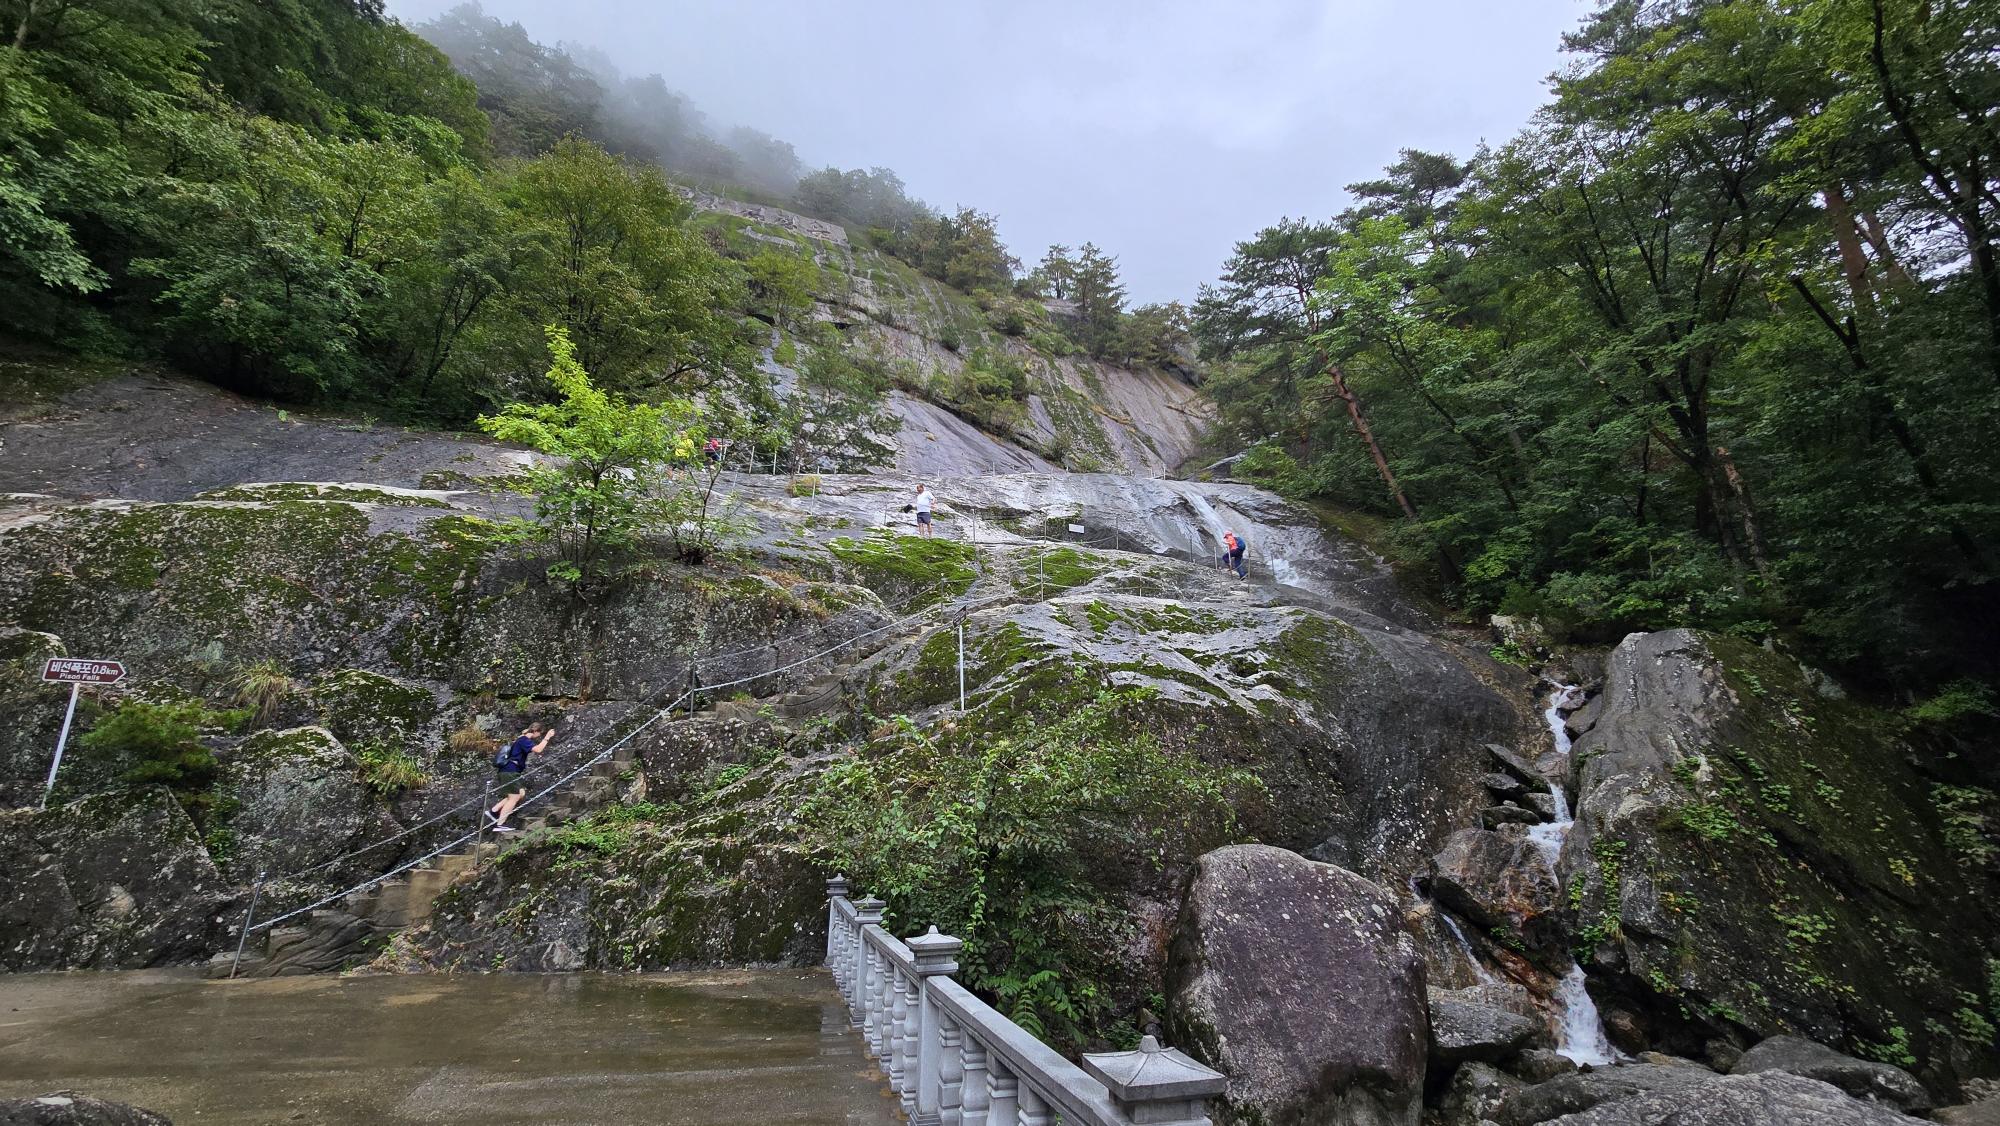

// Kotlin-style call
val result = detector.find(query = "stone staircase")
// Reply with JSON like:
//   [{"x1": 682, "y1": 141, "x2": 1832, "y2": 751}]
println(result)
[{"x1": 214, "y1": 745, "x2": 634, "y2": 978}]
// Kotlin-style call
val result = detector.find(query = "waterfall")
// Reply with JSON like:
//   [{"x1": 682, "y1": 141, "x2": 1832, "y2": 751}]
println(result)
[
  {"x1": 1533, "y1": 685, "x2": 1618, "y2": 1066},
  {"x1": 1408, "y1": 877, "x2": 1498, "y2": 986}
]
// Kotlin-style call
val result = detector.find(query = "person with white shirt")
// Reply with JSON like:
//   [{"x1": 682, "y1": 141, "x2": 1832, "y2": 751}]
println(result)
[{"x1": 912, "y1": 483, "x2": 935, "y2": 538}]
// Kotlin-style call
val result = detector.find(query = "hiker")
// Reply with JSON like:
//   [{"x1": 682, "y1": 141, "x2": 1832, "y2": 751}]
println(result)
[
  {"x1": 1221, "y1": 530, "x2": 1248, "y2": 579},
  {"x1": 703, "y1": 436, "x2": 722, "y2": 467},
  {"x1": 912, "y1": 483, "x2": 934, "y2": 538},
  {"x1": 488, "y1": 722, "x2": 555, "y2": 832}
]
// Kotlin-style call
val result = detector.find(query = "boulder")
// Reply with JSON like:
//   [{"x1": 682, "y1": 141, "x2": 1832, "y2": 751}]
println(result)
[
  {"x1": 0, "y1": 789, "x2": 232, "y2": 970},
  {"x1": 1731, "y1": 1035, "x2": 1930, "y2": 1113},
  {"x1": 1487, "y1": 744, "x2": 1554, "y2": 793},
  {"x1": 1429, "y1": 986, "x2": 1545, "y2": 1068},
  {"x1": 217, "y1": 727, "x2": 381, "y2": 886},
  {"x1": 1482, "y1": 804, "x2": 1545, "y2": 829},
  {"x1": 1562, "y1": 629, "x2": 2000, "y2": 1086},
  {"x1": 1494, "y1": 1063, "x2": 1715, "y2": 1125},
  {"x1": 1539, "y1": 1070, "x2": 1920, "y2": 1125},
  {"x1": 1936, "y1": 1101, "x2": 2000, "y2": 1125},
  {"x1": 1167, "y1": 844, "x2": 1428, "y2": 1126},
  {"x1": 0, "y1": 1092, "x2": 171, "y2": 1125},
  {"x1": 1428, "y1": 829, "x2": 1568, "y2": 971},
  {"x1": 1438, "y1": 1062, "x2": 1524, "y2": 1126},
  {"x1": 1512, "y1": 1049, "x2": 1580, "y2": 1084}
]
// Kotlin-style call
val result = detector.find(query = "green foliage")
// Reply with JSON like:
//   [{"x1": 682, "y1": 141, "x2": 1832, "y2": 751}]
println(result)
[
  {"x1": 80, "y1": 698, "x2": 222, "y2": 805},
  {"x1": 1933, "y1": 785, "x2": 1999, "y2": 867},
  {"x1": 1860, "y1": 1025, "x2": 1919, "y2": 1069},
  {"x1": 355, "y1": 742, "x2": 428, "y2": 796},
  {"x1": 227, "y1": 659, "x2": 298, "y2": 723},
  {"x1": 802, "y1": 688, "x2": 1253, "y2": 1047},
  {"x1": 1195, "y1": 1, "x2": 2000, "y2": 691},
  {"x1": 478, "y1": 326, "x2": 725, "y2": 585}
]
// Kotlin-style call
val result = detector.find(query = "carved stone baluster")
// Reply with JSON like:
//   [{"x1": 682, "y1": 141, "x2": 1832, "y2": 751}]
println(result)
[
  {"x1": 959, "y1": 1034, "x2": 991, "y2": 1126},
  {"x1": 888, "y1": 964, "x2": 910, "y2": 1097},
  {"x1": 938, "y1": 1013, "x2": 964, "y2": 1126},
  {"x1": 899, "y1": 965, "x2": 922, "y2": 1116},
  {"x1": 986, "y1": 1056, "x2": 1019, "y2": 1126},
  {"x1": 1017, "y1": 1087, "x2": 1052, "y2": 1126}
]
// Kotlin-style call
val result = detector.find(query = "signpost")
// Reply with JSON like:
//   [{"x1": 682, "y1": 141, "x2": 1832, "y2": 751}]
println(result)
[{"x1": 40, "y1": 658, "x2": 125, "y2": 809}]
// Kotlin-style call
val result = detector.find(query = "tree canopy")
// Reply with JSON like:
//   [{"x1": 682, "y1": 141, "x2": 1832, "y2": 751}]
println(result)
[{"x1": 1197, "y1": 0, "x2": 2000, "y2": 691}]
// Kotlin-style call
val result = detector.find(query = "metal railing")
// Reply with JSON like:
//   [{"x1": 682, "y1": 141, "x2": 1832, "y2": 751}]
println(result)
[{"x1": 826, "y1": 877, "x2": 1226, "y2": 1126}]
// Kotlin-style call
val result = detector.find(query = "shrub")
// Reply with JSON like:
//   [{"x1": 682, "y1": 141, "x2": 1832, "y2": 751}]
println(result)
[
  {"x1": 226, "y1": 659, "x2": 297, "y2": 723},
  {"x1": 81, "y1": 698, "x2": 223, "y2": 802},
  {"x1": 355, "y1": 742, "x2": 428, "y2": 796}
]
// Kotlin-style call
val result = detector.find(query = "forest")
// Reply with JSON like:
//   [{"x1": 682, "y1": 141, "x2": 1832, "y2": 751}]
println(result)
[
  {"x1": 1196, "y1": 0, "x2": 2000, "y2": 698},
  {"x1": 0, "y1": 0, "x2": 1189, "y2": 428}
]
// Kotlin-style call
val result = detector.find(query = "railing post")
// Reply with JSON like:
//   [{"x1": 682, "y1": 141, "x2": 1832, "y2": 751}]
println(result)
[
  {"x1": 851, "y1": 896, "x2": 883, "y2": 1029},
  {"x1": 825, "y1": 875, "x2": 851, "y2": 997},
  {"x1": 228, "y1": 871, "x2": 266, "y2": 980},
  {"x1": 1081, "y1": 1035, "x2": 1229, "y2": 1126},
  {"x1": 863, "y1": 941, "x2": 884, "y2": 1049},
  {"x1": 1018, "y1": 1088, "x2": 1052, "y2": 1126},
  {"x1": 908, "y1": 926, "x2": 962, "y2": 1125}
]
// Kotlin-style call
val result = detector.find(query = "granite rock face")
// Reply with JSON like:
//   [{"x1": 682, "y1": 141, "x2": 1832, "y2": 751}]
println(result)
[
  {"x1": 0, "y1": 789, "x2": 232, "y2": 970},
  {"x1": 1168, "y1": 844, "x2": 1428, "y2": 1126},
  {"x1": 1563, "y1": 629, "x2": 1998, "y2": 1087}
]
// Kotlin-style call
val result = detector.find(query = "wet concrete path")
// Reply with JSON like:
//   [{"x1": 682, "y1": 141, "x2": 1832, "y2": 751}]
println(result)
[{"x1": 0, "y1": 968, "x2": 896, "y2": 1124}]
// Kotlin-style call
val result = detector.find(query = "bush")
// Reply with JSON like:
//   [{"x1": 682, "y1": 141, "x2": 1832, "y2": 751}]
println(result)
[
  {"x1": 226, "y1": 659, "x2": 297, "y2": 723},
  {"x1": 356, "y1": 742, "x2": 429, "y2": 796},
  {"x1": 80, "y1": 699, "x2": 224, "y2": 803}
]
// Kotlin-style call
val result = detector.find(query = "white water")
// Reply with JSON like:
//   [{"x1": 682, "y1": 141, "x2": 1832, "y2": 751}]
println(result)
[
  {"x1": 1534, "y1": 685, "x2": 1619, "y2": 1066},
  {"x1": 1409, "y1": 877, "x2": 1499, "y2": 986}
]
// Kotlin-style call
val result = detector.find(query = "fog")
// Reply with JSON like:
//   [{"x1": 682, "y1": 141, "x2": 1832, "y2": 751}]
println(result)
[{"x1": 384, "y1": 0, "x2": 1584, "y2": 303}]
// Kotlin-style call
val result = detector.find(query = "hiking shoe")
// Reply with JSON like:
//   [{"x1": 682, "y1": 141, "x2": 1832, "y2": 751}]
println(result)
[{"x1": 493, "y1": 824, "x2": 517, "y2": 833}]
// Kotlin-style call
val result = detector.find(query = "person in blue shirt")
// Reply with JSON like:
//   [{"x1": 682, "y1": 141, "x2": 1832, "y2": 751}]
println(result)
[{"x1": 487, "y1": 722, "x2": 554, "y2": 832}]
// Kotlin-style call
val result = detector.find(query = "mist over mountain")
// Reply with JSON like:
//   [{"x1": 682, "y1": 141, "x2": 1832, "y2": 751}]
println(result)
[{"x1": 385, "y1": 0, "x2": 1580, "y2": 302}]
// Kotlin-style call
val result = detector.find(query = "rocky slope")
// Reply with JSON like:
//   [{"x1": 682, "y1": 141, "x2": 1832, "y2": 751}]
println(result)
[{"x1": 4, "y1": 367, "x2": 1999, "y2": 1124}]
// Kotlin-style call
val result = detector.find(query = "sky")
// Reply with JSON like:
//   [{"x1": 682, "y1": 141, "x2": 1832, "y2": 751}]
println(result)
[{"x1": 384, "y1": 0, "x2": 1586, "y2": 304}]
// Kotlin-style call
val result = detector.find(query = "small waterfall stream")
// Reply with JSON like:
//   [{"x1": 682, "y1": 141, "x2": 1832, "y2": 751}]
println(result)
[{"x1": 1532, "y1": 685, "x2": 1618, "y2": 1065}]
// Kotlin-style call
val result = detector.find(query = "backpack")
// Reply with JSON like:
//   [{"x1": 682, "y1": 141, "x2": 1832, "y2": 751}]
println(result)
[{"x1": 492, "y1": 742, "x2": 517, "y2": 770}]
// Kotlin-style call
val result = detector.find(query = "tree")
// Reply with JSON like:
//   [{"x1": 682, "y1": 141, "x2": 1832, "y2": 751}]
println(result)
[
  {"x1": 1031, "y1": 244, "x2": 1076, "y2": 299},
  {"x1": 476, "y1": 324, "x2": 702, "y2": 587},
  {"x1": 500, "y1": 137, "x2": 749, "y2": 395},
  {"x1": 1069, "y1": 242, "x2": 1126, "y2": 358}
]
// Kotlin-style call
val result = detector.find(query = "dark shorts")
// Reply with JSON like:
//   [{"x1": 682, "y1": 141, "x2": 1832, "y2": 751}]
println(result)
[
  {"x1": 494, "y1": 768, "x2": 524, "y2": 797},
  {"x1": 916, "y1": 511, "x2": 932, "y2": 525}
]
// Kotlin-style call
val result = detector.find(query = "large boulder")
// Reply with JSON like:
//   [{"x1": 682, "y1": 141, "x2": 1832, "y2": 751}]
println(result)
[
  {"x1": 1167, "y1": 844, "x2": 1428, "y2": 1126},
  {"x1": 1536, "y1": 1069, "x2": 1920, "y2": 1125},
  {"x1": 1732, "y1": 1035, "x2": 1930, "y2": 1113},
  {"x1": 1562, "y1": 629, "x2": 1999, "y2": 1086},
  {"x1": 215, "y1": 727, "x2": 383, "y2": 888},
  {"x1": 0, "y1": 1092, "x2": 171, "y2": 1125},
  {"x1": 0, "y1": 789, "x2": 232, "y2": 969},
  {"x1": 1494, "y1": 1062, "x2": 1714, "y2": 1125}
]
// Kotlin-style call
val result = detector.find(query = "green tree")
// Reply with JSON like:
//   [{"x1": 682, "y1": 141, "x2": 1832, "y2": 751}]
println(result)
[
  {"x1": 477, "y1": 325, "x2": 703, "y2": 587},
  {"x1": 1069, "y1": 242, "x2": 1127, "y2": 358},
  {"x1": 501, "y1": 137, "x2": 749, "y2": 395}
]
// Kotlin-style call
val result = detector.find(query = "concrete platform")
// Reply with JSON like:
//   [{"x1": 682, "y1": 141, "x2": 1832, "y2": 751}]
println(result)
[{"x1": 0, "y1": 968, "x2": 895, "y2": 1125}]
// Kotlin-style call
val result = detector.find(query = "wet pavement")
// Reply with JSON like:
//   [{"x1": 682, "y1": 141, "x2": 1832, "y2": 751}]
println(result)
[{"x1": 0, "y1": 968, "x2": 896, "y2": 1125}]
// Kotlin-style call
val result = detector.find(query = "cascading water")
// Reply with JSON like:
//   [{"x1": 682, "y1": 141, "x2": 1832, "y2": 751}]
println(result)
[
  {"x1": 1408, "y1": 877, "x2": 1498, "y2": 986},
  {"x1": 1533, "y1": 685, "x2": 1619, "y2": 1066}
]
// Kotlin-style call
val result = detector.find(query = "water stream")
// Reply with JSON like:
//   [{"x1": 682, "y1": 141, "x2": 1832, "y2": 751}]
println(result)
[{"x1": 1533, "y1": 685, "x2": 1619, "y2": 1065}]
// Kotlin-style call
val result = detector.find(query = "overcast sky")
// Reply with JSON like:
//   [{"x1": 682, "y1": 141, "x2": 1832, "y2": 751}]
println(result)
[{"x1": 385, "y1": 0, "x2": 1585, "y2": 303}]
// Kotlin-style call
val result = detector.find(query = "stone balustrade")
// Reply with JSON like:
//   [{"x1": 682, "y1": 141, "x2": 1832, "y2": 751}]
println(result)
[{"x1": 826, "y1": 876, "x2": 1226, "y2": 1126}]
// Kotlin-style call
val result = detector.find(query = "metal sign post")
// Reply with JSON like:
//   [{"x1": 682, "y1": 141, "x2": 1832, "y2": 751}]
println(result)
[{"x1": 39, "y1": 658, "x2": 125, "y2": 809}]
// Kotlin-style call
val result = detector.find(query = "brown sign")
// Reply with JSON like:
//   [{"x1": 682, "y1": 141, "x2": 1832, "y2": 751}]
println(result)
[{"x1": 42, "y1": 658, "x2": 126, "y2": 685}]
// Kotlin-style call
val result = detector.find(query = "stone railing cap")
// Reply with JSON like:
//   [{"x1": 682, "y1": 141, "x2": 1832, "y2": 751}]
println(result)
[
  {"x1": 905, "y1": 925, "x2": 964, "y2": 955},
  {"x1": 1082, "y1": 1036, "x2": 1228, "y2": 1101},
  {"x1": 853, "y1": 896, "x2": 886, "y2": 911}
]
